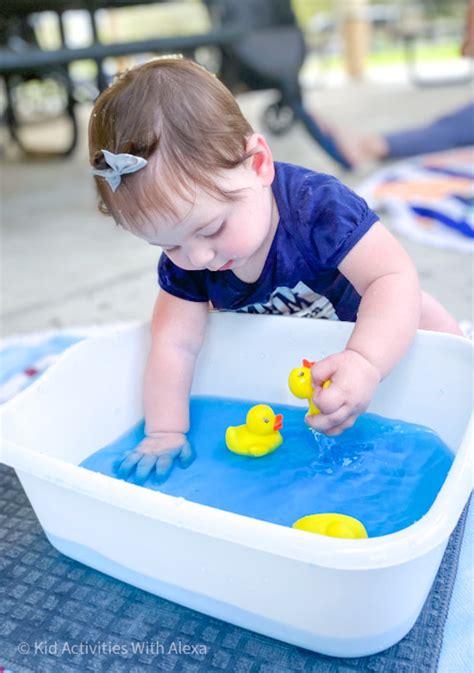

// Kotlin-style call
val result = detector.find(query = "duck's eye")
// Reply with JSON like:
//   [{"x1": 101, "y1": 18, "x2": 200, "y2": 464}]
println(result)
[
  {"x1": 298, "y1": 371, "x2": 305, "y2": 377},
  {"x1": 263, "y1": 417, "x2": 270, "y2": 423}
]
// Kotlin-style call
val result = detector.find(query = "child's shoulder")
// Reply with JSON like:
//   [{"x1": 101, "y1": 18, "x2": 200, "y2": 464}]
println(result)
[
  {"x1": 272, "y1": 162, "x2": 379, "y2": 270},
  {"x1": 273, "y1": 161, "x2": 357, "y2": 203},
  {"x1": 273, "y1": 161, "x2": 364, "y2": 221},
  {"x1": 274, "y1": 160, "x2": 338, "y2": 188}
]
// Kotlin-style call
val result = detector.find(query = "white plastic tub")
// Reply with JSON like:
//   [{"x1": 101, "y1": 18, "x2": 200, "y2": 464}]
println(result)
[{"x1": 1, "y1": 314, "x2": 472, "y2": 657}]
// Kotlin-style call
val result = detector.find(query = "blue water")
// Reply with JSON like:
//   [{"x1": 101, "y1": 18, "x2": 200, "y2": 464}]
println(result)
[{"x1": 81, "y1": 396, "x2": 454, "y2": 537}]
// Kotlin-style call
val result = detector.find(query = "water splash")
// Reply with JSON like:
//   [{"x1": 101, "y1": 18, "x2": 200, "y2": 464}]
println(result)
[{"x1": 308, "y1": 426, "x2": 335, "y2": 462}]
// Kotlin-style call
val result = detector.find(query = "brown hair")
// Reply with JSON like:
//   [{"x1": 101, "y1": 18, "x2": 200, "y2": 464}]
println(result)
[{"x1": 88, "y1": 56, "x2": 254, "y2": 230}]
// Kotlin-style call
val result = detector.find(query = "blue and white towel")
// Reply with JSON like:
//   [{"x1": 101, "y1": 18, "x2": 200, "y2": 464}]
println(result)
[{"x1": 358, "y1": 147, "x2": 474, "y2": 253}]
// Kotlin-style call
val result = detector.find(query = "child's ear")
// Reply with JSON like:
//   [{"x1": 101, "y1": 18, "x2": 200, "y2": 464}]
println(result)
[{"x1": 245, "y1": 134, "x2": 275, "y2": 186}]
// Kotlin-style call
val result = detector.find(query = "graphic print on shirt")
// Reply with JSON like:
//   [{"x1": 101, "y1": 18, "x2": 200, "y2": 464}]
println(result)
[{"x1": 234, "y1": 281, "x2": 338, "y2": 319}]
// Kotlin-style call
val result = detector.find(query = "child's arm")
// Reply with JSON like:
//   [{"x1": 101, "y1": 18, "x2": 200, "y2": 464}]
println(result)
[
  {"x1": 307, "y1": 222, "x2": 421, "y2": 436},
  {"x1": 117, "y1": 290, "x2": 209, "y2": 483}
]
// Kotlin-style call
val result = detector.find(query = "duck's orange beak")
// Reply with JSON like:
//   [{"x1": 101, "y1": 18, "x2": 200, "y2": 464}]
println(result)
[
  {"x1": 273, "y1": 414, "x2": 283, "y2": 431},
  {"x1": 302, "y1": 359, "x2": 316, "y2": 369}
]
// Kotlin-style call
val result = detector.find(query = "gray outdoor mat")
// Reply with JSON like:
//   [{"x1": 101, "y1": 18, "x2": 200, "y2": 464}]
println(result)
[{"x1": 0, "y1": 463, "x2": 469, "y2": 673}]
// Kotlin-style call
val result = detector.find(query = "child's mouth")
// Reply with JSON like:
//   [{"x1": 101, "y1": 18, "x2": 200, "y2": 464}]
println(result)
[{"x1": 218, "y1": 260, "x2": 234, "y2": 271}]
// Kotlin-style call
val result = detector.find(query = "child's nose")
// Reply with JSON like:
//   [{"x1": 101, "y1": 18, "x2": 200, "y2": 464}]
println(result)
[{"x1": 188, "y1": 244, "x2": 215, "y2": 268}]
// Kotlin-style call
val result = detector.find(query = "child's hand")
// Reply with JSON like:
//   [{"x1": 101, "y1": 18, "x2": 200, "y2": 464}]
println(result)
[
  {"x1": 305, "y1": 350, "x2": 381, "y2": 436},
  {"x1": 115, "y1": 431, "x2": 195, "y2": 485}
]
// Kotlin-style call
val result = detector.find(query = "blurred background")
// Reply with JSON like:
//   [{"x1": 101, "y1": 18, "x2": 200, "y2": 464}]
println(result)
[{"x1": 1, "y1": 0, "x2": 473, "y2": 337}]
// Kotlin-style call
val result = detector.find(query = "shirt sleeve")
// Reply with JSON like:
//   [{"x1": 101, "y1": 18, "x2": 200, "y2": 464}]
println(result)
[
  {"x1": 296, "y1": 174, "x2": 379, "y2": 270},
  {"x1": 157, "y1": 254, "x2": 209, "y2": 302}
]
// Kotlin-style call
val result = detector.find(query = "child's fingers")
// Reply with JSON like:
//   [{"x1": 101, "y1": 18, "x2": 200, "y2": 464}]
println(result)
[
  {"x1": 306, "y1": 404, "x2": 351, "y2": 434},
  {"x1": 324, "y1": 414, "x2": 358, "y2": 436},
  {"x1": 134, "y1": 454, "x2": 158, "y2": 484},
  {"x1": 312, "y1": 383, "x2": 345, "y2": 415},
  {"x1": 311, "y1": 355, "x2": 338, "y2": 388},
  {"x1": 116, "y1": 440, "x2": 192, "y2": 485},
  {"x1": 116, "y1": 451, "x2": 142, "y2": 480},
  {"x1": 155, "y1": 454, "x2": 174, "y2": 482},
  {"x1": 178, "y1": 440, "x2": 195, "y2": 468},
  {"x1": 113, "y1": 453, "x2": 129, "y2": 472}
]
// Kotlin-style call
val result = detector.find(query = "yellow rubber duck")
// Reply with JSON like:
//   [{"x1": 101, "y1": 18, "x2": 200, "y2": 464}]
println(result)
[
  {"x1": 293, "y1": 513, "x2": 368, "y2": 539},
  {"x1": 225, "y1": 404, "x2": 283, "y2": 457},
  {"x1": 288, "y1": 359, "x2": 330, "y2": 415}
]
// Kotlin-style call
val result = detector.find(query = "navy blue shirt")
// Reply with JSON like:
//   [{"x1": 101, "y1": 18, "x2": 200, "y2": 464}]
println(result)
[{"x1": 158, "y1": 162, "x2": 379, "y2": 321}]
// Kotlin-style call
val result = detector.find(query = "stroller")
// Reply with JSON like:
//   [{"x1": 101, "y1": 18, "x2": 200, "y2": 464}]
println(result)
[{"x1": 205, "y1": 0, "x2": 350, "y2": 168}]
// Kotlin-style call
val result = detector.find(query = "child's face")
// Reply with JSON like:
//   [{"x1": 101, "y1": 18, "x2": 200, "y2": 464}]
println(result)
[{"x1": 135, "y1": 137, "x2": 276, "y2": 273}]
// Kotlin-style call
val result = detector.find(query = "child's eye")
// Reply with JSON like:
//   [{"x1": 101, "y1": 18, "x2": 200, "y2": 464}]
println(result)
[{"x1": 204, "y1": 222, "x2": 225, "y2": 239}]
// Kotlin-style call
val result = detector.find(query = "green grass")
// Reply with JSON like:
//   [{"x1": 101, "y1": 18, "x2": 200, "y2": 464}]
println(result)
[
  {"x1": 321, "y1": 40, "x2": 461, "y2": 70},
  {"x1": 369, "y1": 42, "x2": 460, "y2": 65}
]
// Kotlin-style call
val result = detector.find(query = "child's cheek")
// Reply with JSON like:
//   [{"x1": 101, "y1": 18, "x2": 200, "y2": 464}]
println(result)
[
  {"x1": 166, "y1": 251, "x2": 188, "y2": 270},
  {"x1": 227, "y1": 237, "x2": 249, "y2": 259}
]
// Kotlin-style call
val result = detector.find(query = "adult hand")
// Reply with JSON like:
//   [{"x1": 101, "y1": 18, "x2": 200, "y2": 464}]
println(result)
[
  {"x1": 305, "y1": 350, "x2": 381, "y2": 436},
  {"x1": 115, "y1": 431, "x2": 195, "y2": 484}
]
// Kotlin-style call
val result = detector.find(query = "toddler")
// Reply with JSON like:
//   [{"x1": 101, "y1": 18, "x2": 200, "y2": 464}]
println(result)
[{"x1": 89, "y1": 57, "x2": 462, "y2": 484}]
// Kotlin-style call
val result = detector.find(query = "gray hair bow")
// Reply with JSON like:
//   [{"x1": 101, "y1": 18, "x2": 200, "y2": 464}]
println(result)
[{"x1": 92, "y1": 149, "x2": 148, "y2": 192}]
